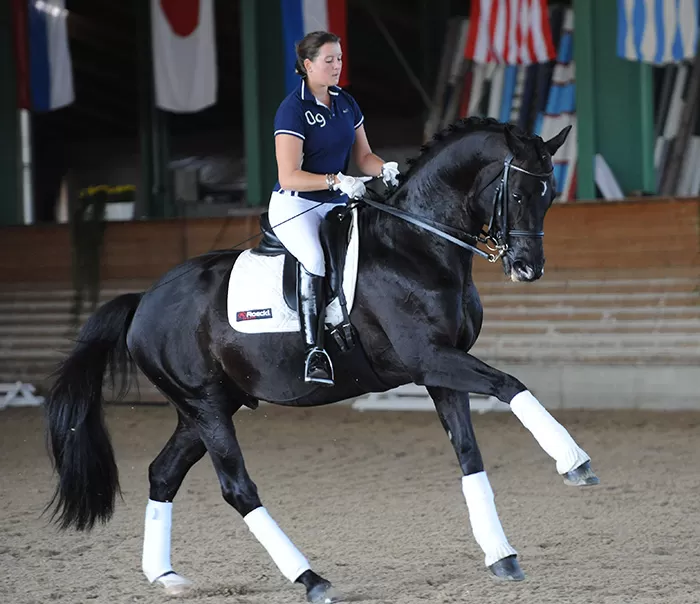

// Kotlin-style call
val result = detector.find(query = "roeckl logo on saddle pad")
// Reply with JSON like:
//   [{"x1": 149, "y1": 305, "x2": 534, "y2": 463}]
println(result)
[{"x1": 236, "y1": 308, "x2": 273, "y2": 321}]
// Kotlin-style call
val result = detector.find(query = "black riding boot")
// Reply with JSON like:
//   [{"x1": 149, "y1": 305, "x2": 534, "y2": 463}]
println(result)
[{"x1": 298, "y1": 266, "x2": 334, "y2": 386}]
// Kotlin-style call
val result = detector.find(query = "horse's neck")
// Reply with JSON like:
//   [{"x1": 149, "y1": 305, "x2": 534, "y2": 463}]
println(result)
[
  {"x1": 359, "y1": 134, "x2": 502, "y2": 280},
  {"x1": 394, "y1": 134, "x2": 498, "y2": 233},
  {"x1": 359, "y1": 195, "x2": 473, "y2": 284}
]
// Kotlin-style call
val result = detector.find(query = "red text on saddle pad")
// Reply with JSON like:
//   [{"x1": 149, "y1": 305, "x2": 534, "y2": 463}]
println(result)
[{"x1": 160, "y1": 0, "x2": 200, "y2": 37}]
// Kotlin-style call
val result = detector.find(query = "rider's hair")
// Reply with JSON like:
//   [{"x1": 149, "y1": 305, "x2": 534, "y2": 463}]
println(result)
[{"x1": 295, "y1": 31, "x2": 341, "y2": 79}]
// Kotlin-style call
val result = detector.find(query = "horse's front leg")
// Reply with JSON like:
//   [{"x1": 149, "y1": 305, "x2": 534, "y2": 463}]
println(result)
[
  {"x1": 428, "y1": 387, "x2": 524, "y2": 581},
  {"x1": 414, "y1": 347, "x2": 597, "y2": 484}
]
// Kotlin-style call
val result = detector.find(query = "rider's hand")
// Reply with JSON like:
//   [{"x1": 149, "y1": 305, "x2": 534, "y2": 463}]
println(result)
[
  {"x1": 380, "y1": 161, "x2": 400, "y2": 187},
  {"x1": 333, "y1": 173, "x2": 371, "y2": 199}
]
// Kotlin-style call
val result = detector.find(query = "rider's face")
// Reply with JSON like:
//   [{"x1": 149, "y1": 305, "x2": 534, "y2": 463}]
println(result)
[{"x1": 305, "y1": 42, "x2": 342, "y2": 87}]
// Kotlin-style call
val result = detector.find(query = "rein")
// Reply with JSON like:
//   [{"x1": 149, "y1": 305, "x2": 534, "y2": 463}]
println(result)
[{"x1": 360, "y1": 155, "x2": 553, "y2": 263}]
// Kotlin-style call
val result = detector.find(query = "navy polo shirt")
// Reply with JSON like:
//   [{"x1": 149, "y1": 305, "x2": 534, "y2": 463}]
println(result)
[{"x1": 272, "y1": 80, "x2": 365, "y2": 202}]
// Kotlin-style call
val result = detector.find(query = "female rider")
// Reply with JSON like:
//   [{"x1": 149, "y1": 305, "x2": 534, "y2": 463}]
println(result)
[{"x1": 269, "y1": 30, "x2": 399, "y2": 386}]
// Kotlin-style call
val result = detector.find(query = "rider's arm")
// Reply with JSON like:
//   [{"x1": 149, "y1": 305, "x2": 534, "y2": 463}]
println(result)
[
  {"x1": 352, "y1": 125, "x2": 386, "y2": 178},
  {"x1": 275, "y1": 134, "x2": 338, "y2": 192}
]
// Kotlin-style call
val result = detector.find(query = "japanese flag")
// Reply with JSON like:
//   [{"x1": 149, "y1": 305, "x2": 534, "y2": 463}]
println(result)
[{"x1": 151, "y1": 0, "x2": 218, "y2": 112}]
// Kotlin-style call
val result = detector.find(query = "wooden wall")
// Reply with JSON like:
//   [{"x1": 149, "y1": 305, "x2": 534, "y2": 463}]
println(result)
[
  {"x1": 0, "y1": 198, "x2": 697, "y2": 284},
  {"x1": 0, "y1": 213, "x2": 263, "y2": 282}
]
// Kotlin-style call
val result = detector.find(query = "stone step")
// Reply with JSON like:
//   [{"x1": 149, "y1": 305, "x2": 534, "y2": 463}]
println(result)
[
  {"x1": 0, "y1": 324, "x2": 77, "y2": 336},
  {"x1": 478, "y1": 280, "x2": 699, "y2": 296},
  {"x1": 0, "y1": 313, "x2": 92, "y2": 325},
  {"x1": 480, "y1": 291, "x2": 699, "y2": 306},
  {"x1": 474, "y1": 333, "x2": 700, "y2": 348},
  {"x1": 480, "y1": 318, "x2": 700, "y2": 335},
  {"x1": 1, "y1": 302, "x2": 698, "y2": 329},
  {"x1": 485, "y1": 306, "x2": 700, "y2": 321},
  {"x1": 0, "y1": 288, "x2": 140, "y2": 300},
  {"x1": 0, "y1": 287, "x2": 695, "y2": 310},
  {"x1": 1, "y1": 318, "x2": 699, "y2": 350}
]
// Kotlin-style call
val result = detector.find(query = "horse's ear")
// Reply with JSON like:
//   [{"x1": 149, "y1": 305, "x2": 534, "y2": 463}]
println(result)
[
  {"x1": 504, "y1": 125, "x2": 526, "y2": 156},
  {"x1": 544, "y1": 125, "x2": 572, "y2": 156}
]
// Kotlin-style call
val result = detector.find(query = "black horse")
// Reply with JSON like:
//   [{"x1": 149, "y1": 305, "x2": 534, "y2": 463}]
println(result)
[{"x1": 45, "y1": 118, "x2": 598, "y2": 602}]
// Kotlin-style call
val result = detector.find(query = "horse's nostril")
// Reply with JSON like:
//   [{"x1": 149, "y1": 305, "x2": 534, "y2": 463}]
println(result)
[{"x1": 512, "y1": 260, "x2": 527, "y2": 273}]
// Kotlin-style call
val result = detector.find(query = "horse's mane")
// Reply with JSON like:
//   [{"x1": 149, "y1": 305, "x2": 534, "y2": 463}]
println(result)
[{"x1": 376, "y1": 116, "x2": 545, "y2": 202}]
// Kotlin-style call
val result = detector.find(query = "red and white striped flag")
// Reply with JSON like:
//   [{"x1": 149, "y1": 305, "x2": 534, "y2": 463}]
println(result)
[{"x1": 464, "y1": 0, "x2": 556, "y2": 65}]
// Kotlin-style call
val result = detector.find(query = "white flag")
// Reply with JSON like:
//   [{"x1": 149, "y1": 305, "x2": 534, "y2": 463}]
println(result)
[{"x1": 151, "y1": 0, "x2": 217, "y2": 112}]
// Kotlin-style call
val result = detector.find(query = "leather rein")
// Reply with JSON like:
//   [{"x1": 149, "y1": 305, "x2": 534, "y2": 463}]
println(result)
[{"x1": 359, "y1": 155, "x2": 553, "y2": 263}]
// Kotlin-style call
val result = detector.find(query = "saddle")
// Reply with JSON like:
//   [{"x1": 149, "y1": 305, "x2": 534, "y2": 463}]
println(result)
[
  {"x1": 250, "y1": 207, "x2": 356, "y2": 351},
  {"x1": 251, "y1": 207, "x2": 353, "y2": 313}
]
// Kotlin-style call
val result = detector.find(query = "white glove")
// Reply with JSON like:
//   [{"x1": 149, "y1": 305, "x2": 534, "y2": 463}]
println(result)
[
  {"x1": 333, "y1": 173, "x2": 372, "y2": 199},
  {"x1": 380, "y1": 161, "x2": 400, "y2": 187}
]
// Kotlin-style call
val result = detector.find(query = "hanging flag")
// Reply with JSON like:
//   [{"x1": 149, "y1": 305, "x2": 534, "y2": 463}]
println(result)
[
  {"x1": 151, "y1": 0, "x2": 217, "y2": 113},
  {"x1": 464, "y1": 0, "x2": 556, "y2": 65},
  {"x1": 538, "y1": 8, "x2": 577, "y2": 202},
  {"x1": 16, "y1": 0, "x2": 74, "y2": 112},
  {"x1": 617, "y1": 0, "x2": 699, "y2": 64},
  {"x1": 280, "y1": 0, "x2": 349, "y2": 94}
]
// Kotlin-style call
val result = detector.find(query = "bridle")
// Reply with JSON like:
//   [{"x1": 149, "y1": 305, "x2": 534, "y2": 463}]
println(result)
[{"x1": 360, "y1": 154, "x2": 553, "y2": 263}]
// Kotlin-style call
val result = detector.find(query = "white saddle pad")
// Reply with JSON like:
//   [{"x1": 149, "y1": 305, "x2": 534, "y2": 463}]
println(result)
[{"x1": 227, "y1": 209, "x2": 359, "y2": 334}]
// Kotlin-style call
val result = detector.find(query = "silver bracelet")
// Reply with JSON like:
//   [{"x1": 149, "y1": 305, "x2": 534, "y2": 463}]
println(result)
[{"x1": 326, "y1": 173, "x2": 335, "y2": 190}]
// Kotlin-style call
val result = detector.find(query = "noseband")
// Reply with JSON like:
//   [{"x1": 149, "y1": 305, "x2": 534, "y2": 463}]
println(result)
[{"x1": 360, "y1": 155, "x2": 553, "y2": 263}]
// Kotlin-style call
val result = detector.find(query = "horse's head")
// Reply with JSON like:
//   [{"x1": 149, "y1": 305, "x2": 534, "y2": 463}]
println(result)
[
  {"x1": 378, "y1": 118, "x2": 571, "y2": 282},
  {"x1": 470, "y1": 124, "x2": 571, "y2": 282}
]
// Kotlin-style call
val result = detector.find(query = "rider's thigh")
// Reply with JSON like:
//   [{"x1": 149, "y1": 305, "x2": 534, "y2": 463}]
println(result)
[{"x1": 268, "y1": 192, "x2": 326, "y2": 276}]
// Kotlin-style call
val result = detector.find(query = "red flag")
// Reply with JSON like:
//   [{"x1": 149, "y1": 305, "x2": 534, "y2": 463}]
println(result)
[{"x1": 464, "y1": 0, "x2": 555, "y2": 65}]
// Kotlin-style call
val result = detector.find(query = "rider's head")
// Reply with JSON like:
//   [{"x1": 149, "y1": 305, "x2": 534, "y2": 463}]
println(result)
[{"x1": 295, "y1": 31, "x2": 342, "y2": 88}]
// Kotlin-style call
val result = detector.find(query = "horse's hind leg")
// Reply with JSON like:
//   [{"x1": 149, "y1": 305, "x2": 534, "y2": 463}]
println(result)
[
  {"x1": 428, "y1": 387, "x2": 524, "y2": 582},
  {"x1": 142, "y1": 411, "x2": 208, "y2": 594},
  {"x1": 194, "y1": 392, "x2": 339, "y2": 604}
]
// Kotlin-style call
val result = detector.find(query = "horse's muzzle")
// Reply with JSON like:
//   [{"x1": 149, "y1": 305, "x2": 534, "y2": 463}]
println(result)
[{"x1": 505, "y1": 257, "x2": 544, "y2": 282}]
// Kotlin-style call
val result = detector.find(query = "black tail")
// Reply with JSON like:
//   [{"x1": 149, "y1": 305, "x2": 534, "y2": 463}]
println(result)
[{"x1": 45, "y1": 292, "x2": 143, "y2": 531}]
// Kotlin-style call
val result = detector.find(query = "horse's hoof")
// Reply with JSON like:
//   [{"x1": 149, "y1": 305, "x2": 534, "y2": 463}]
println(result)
[
  {"x1": 563, "y1": 461, "x2": 600, "y2": 487},
  {"x1": 155, "y1": 572, "x2": 193, "y2": 596},
  {"x1": 307, "y1": 582, "x2": 342, "y2": 603},
  {"x1": 488, "y1": 555, "x2": 525, "y2": 582}
]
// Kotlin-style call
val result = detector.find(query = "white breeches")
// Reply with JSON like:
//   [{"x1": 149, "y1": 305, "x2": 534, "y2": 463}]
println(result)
[{"x1": 267, "y1": 191, "x2": 345, "y2": 277}]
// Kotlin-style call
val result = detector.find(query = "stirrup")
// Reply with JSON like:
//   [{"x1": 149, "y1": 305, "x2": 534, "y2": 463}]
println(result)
[{"x1": 304, "y1": 347, "x2": 335, "y2": 386}]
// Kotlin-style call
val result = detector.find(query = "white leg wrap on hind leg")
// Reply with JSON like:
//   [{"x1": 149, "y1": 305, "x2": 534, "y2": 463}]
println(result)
[
  {"x1": 510, "y1": 390, "x2": 590, "y2": 474},
  {"x1": 142, "y1": 500, "x2": 174, "y2": 583},
  {"x1": 244, "y1": 507, "x2": 311, "y2": 583},
  {"x1": 462, "y1": 472, "x2": 518, "y2": 567}
]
